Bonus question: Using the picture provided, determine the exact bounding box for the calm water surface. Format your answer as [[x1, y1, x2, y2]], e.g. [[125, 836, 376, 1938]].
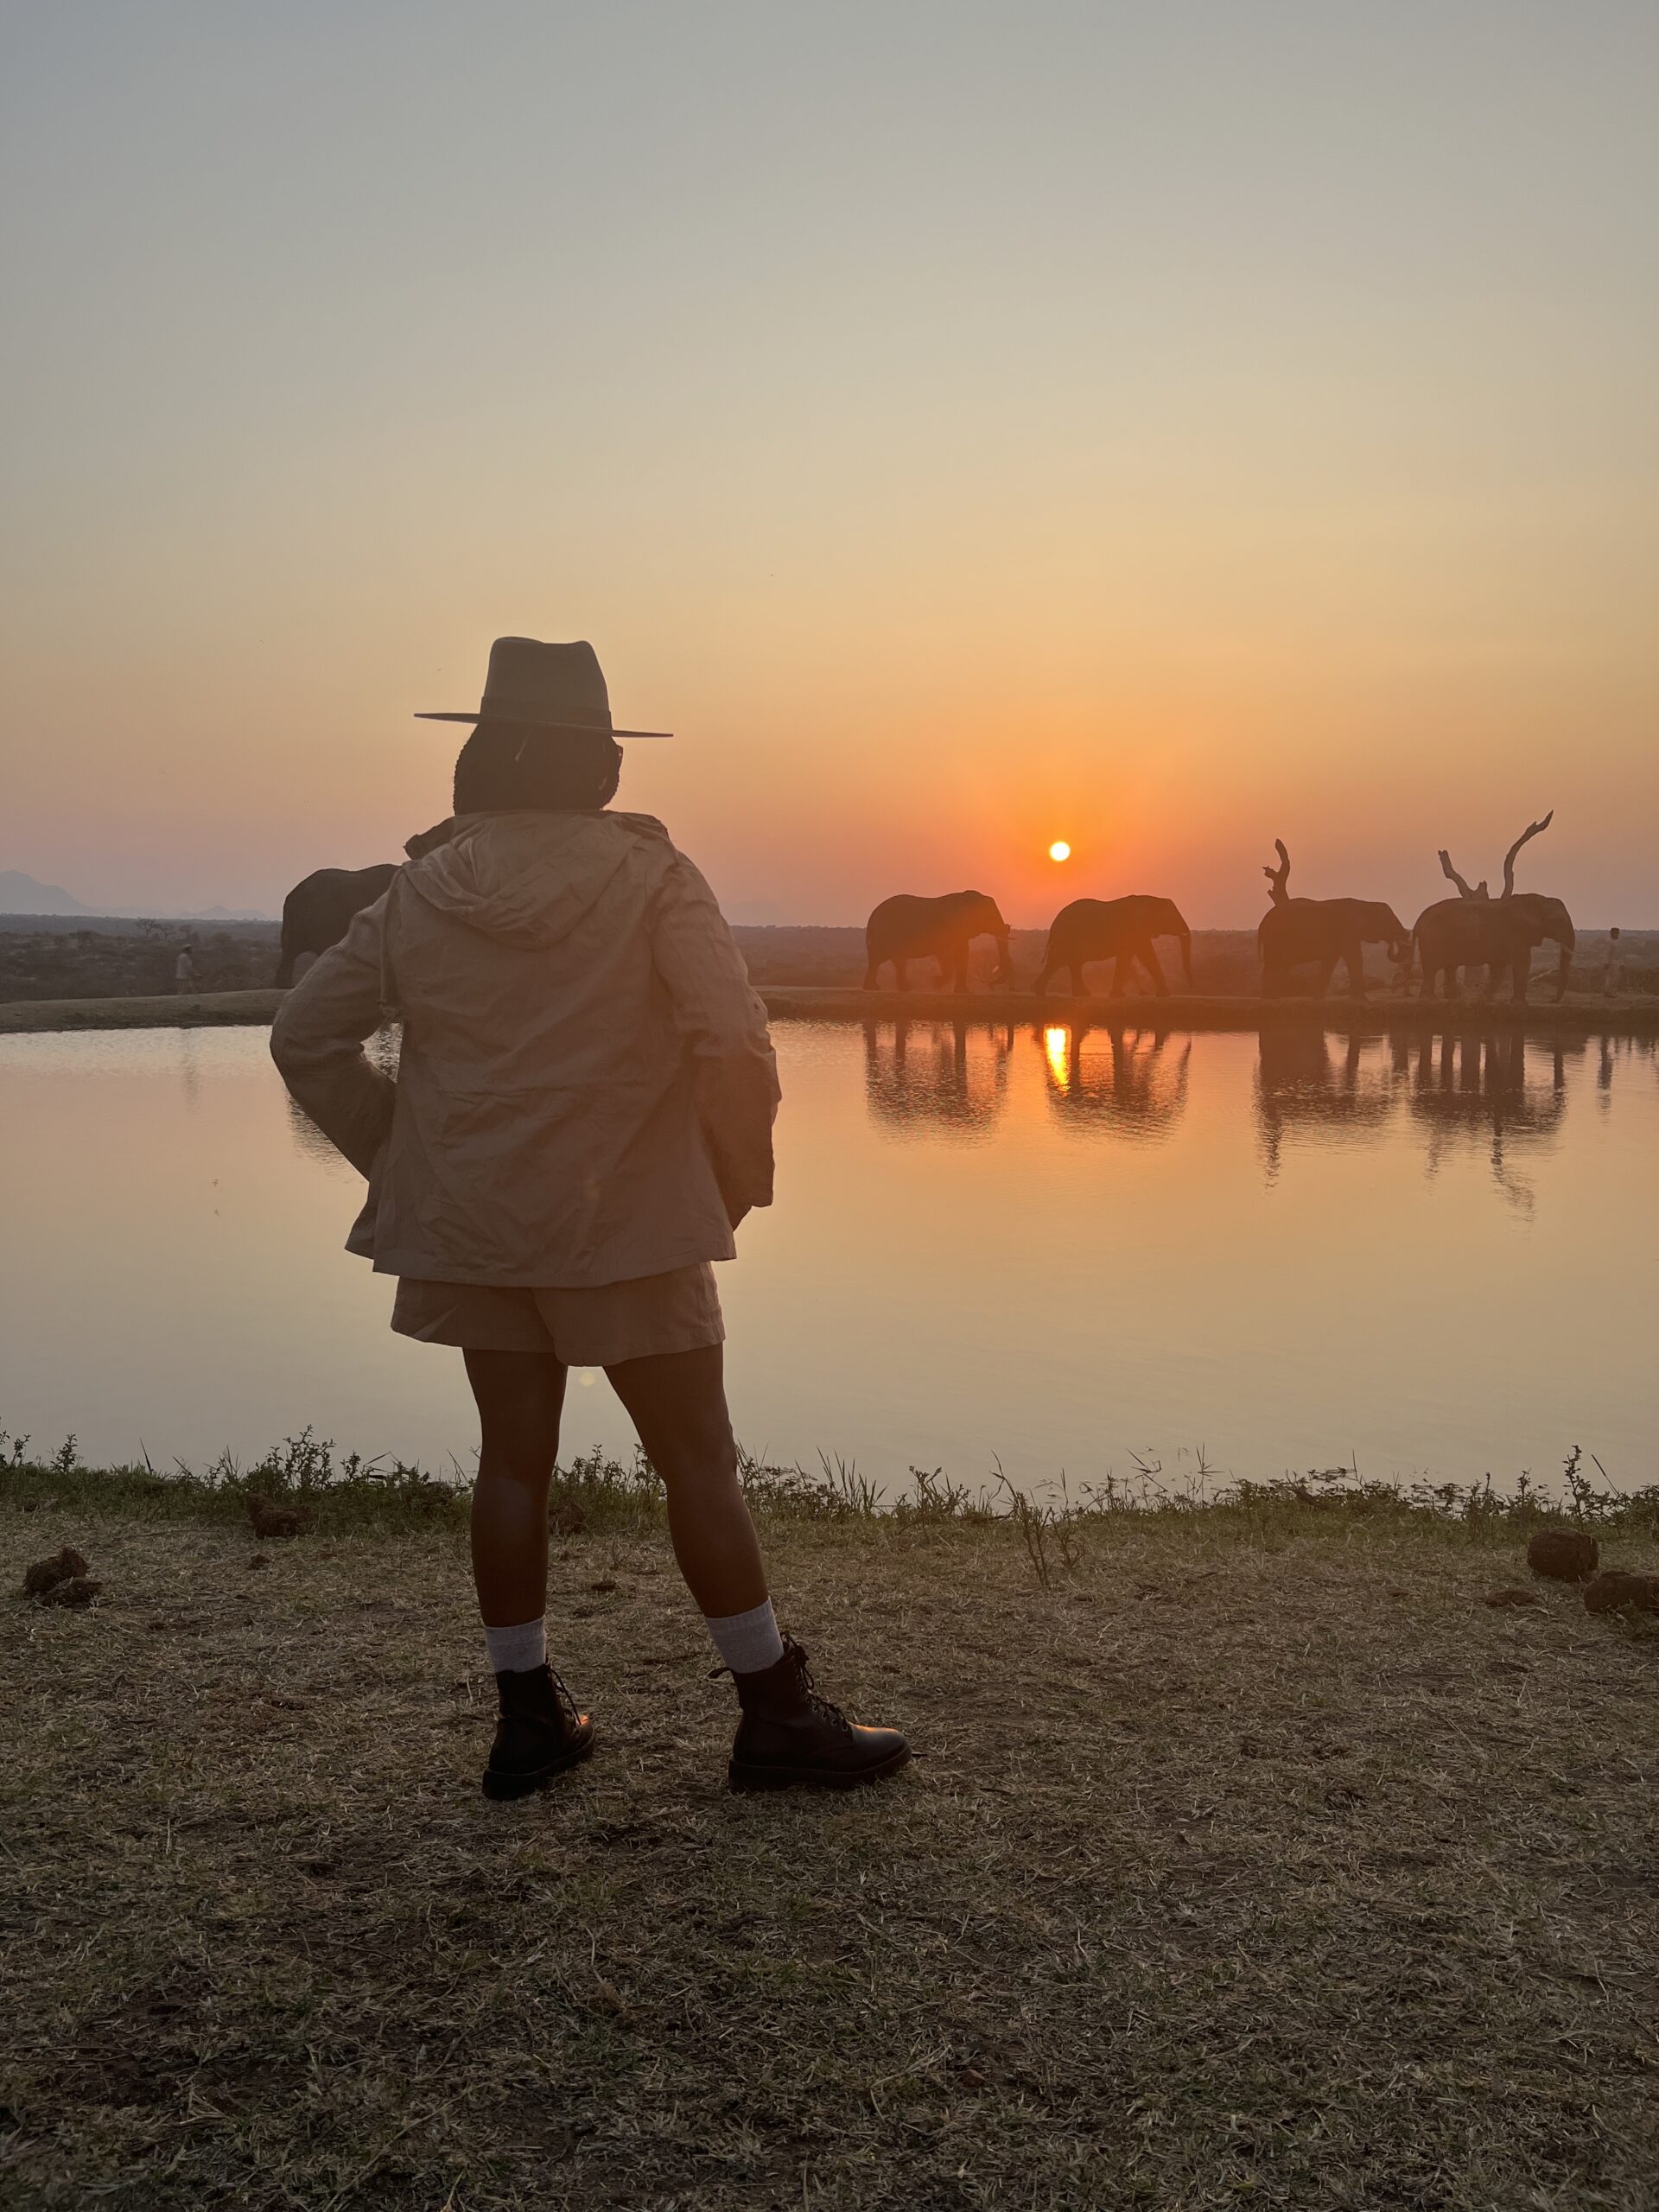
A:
[[2, 1020, 1652, 1492]]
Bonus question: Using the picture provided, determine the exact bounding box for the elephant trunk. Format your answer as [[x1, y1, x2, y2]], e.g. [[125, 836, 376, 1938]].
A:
[[275, 949, 295, 988], [994, 933, 1014, 988], [1177, 928, 1193, 987]]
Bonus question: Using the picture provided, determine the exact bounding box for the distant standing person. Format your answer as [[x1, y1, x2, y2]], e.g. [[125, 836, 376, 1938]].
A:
[[270, 638, 908, 1802], [1604, 927, 1622, 999], [174, 945, 196, 994]]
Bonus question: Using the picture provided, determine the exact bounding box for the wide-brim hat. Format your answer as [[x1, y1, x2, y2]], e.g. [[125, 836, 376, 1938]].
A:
[[416, 637, 670, 738]]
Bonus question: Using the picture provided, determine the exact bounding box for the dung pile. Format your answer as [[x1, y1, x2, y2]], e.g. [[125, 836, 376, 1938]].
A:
[[1498, 1527, 1659, 1628], [246, 1492, 310, 1541], [22, 1547, 101, 1607], [1582, 1570, 1659, 1618], [1526, 1529, 1599, 1583]]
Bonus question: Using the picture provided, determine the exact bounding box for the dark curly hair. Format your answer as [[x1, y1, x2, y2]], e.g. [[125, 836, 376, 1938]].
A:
[[452, 721, 622, 813]]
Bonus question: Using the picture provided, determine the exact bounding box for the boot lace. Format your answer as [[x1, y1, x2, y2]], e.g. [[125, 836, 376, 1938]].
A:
[[546, 1667, 583, 1729], [709, 1636, 853, 1732], [782, 1637, 853, 1732]]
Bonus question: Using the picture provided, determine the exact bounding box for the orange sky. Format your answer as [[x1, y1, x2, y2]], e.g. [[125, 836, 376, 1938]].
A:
[[3, 4, 1656, 924]]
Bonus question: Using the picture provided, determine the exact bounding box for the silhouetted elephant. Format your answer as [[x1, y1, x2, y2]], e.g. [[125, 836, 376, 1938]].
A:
[[862, 892, 1011, 992], [1033, 896, 1192, 998], [1257, 844, 1408, 1000], [276, 819, 454, 986], [1412, 893, 1575, 1004]]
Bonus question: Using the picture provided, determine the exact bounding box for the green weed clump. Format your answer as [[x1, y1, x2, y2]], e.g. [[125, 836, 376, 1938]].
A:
[[3, 1425, 1654, 1554]]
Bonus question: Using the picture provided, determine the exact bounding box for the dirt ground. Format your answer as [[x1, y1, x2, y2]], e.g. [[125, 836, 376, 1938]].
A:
[[3, 1498, 1657, 2209]]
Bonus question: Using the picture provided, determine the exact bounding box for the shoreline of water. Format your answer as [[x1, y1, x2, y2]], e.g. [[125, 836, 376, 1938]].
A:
[[4, 982, 1658, 1039]]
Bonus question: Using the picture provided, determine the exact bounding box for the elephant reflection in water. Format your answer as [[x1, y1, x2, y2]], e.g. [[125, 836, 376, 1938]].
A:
[[1040, 1023, 1191, 1139], [1253, 1022, 1402, 1180], [863, 1020, 1014, 1135], [1408, 1029, 1571, 1211]]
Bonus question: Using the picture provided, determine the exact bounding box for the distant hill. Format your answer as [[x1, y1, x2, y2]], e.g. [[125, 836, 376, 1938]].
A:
[[0, 869, 89, 915], [0, 872, 268, 922]]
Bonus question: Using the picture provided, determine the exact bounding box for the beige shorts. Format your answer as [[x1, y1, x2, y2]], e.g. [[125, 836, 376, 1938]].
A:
[[391, 1262, 723, 1367]]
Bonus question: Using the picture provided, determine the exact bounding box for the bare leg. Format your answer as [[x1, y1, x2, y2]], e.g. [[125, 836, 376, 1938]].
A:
[[608, 1345, 908, 1788], [607, 1344, 768, 1619], [465, 1348, 567, 1627]]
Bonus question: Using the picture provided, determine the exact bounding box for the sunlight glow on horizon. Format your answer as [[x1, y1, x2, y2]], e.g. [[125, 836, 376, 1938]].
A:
[[2, 5, 1655, 925]]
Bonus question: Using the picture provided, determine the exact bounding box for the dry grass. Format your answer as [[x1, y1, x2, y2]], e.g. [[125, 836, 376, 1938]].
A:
[[3, 1496, 1658, 2210]]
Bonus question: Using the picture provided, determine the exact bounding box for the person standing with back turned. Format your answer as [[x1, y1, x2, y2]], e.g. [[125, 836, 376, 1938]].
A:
[[271, 638, 908, 1800]]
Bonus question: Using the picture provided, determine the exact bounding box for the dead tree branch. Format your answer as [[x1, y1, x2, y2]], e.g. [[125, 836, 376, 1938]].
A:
[[1501, 810, 1554, 897], [1438, 849, 1488, 899]]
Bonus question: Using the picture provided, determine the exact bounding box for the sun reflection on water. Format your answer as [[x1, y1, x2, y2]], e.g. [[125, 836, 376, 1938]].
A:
[[1043, 1024, 1071, 1092]]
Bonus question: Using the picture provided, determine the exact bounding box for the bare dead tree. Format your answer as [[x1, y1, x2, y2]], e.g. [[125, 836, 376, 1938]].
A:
[[1501, 810, 1554, 897], [1438, 810, 1554, 901], [1438, 849, 1488, 899], [1262, 839, 1291, 906]]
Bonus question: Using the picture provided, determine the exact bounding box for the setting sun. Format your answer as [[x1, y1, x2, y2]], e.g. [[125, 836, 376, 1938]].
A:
[[1048, 842, 1071, 863]]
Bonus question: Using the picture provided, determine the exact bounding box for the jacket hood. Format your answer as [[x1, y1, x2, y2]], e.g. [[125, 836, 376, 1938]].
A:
[[400, 810, 671, 950]]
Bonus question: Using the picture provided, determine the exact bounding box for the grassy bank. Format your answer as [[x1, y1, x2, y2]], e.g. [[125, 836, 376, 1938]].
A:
[[4, 1446, 1659, 2209], [3, 918, 1653, 1008], [7, 980, 1659, 1039]]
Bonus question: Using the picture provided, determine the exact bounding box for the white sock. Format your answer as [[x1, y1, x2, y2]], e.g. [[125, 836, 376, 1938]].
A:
[[704, 1598, 784, 1675], [484, 1618, 547, 1675]]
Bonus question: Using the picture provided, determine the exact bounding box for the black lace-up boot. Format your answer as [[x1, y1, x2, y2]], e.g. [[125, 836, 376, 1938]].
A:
[[727, 1637, 909, 1791], [482, 1664, 594, 1801]]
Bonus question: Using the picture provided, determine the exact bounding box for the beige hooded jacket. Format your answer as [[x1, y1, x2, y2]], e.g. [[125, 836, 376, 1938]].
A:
[[270, 810, 779, 1287]]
